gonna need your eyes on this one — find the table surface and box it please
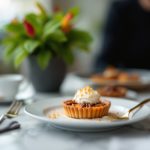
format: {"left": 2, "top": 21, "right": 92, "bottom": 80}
{"left": 0, "top": 74, "right": 150, "bottom": 150}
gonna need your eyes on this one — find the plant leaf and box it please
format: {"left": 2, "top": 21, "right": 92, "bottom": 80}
{"left": 48, "top": 43, "right": 74, "bottom": 64}
{"left": 24, "top": 40, "right": 40, "bottom": 53}
{"left": 5, "top": 23, "right": 24, "bottom": 34}
{"left": 4, "top": 43, "right": 17, "bottom": 61}
{"left": 53, "top": 12, "right": 64, "bottom": 21}
{"left": 36, "top": 2, "right": 47, "bottom": 16}
{"left": 43, "top": 20, "right": 60, "bottom": 38}
{"left": 60, "top": 48, "right": 74, "bottom": 64}
{"left": 69, "top": 29, "right": 93, "bottom": 43}
{"left": 68, "top": 29, "right": 93, "bottom": 51}
{"left": 37, "top": 51, "right": 52, "bottom": 69}
{"left": 69, "top": 7, "right": 80, "bottom": 16}
{"left": 48, "top": 30, "right": 67, "bottom": 42}
{"left": 14, "top": 47, "right": 28, "bottom": 68}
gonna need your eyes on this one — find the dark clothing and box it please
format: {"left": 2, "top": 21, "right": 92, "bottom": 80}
{"left": 95, "top": 0, "right": 150, "bottom": 70}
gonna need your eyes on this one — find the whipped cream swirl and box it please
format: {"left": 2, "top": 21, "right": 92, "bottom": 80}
{"left": 73, "top": 86, "right": 100, "bottom": 104}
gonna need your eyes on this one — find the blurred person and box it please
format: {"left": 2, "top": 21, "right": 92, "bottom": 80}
{"left": 95, "top": 0, "right": 150, "bottom": 71}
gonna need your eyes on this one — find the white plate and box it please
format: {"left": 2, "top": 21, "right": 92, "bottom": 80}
{"left": 24, "top": 97, "right": 150, "bottom": 132}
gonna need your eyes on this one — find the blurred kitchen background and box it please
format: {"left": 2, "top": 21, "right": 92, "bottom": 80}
{"left": 0, "top": 0, "right": 111, "bottom": 75}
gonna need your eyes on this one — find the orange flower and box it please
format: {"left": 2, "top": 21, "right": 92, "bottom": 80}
{"left": 61, "top": 12, "right": 74, "bottom": 33}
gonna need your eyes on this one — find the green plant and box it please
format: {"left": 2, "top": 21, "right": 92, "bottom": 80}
{"left": 1, "top": 3, "right": 92, "bottom": 69}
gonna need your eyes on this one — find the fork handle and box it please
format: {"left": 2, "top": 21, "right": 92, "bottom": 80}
{"left": 0, "top": 114, "right": 6, "bottom": 124}
{"left": 129, "top": 98, "right": 150, "bottom": 113}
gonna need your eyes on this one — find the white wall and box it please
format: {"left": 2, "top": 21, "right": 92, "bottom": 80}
{"left": 70, "top": 0, "right": 111, "bottom": 73}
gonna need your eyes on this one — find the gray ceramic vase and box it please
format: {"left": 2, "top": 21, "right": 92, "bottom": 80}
{"left": 27, "top": 56, "right": 67, "bottom": 92}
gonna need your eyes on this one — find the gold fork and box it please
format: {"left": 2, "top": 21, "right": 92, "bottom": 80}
{"left": 112, "top": 98, "right": 150, "bottom": 120}
{"left": 0, "top": 100, "right": 23, "bottom": 124}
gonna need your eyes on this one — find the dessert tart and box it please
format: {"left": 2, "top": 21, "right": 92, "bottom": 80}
{"left": 63, "top": 86, "right": 111, "bottom": 119}
{"left": 97, "top": 86, "right": 127, "bottom": 97}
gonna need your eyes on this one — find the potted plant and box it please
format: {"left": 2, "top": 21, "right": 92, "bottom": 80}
{"left": 1, "top": 3, "right": 92, "bottom": 92}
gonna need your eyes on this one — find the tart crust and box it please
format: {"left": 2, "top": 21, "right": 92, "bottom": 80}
{"left": 63, "top": 100, "right": 111, "bottom": 119}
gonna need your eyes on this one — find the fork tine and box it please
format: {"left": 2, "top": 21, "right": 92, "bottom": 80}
{"left": 7, "top": 101, "right": 22, "bottom": 117}
{"left": 13, "top": 101, "right": 22, "bottom": 115}
{"left": 7, "top": 101, "right": 18, "bottom": 114}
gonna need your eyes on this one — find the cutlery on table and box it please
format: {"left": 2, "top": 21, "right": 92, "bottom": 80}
{"left": 0, "top": 100, "right": 23, "bottom": 124}
{"left": 115, "top": 98, "right": 150, "bottom": 120}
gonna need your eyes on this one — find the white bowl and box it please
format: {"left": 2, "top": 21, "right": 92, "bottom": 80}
{"left": 0, "top": 74, "right": 23, "bottom": 100}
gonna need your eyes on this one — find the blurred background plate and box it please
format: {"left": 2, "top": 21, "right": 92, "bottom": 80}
{"left": 73, "top": 69, "right": 150, "bottom": 91}
{"left": 61, "top": 73, "right": 138, "bottom": 100}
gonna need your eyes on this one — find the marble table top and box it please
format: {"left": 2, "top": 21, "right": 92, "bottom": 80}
{"left": 0, "top": 74, "right": 150, "bottom": 150}
{"left": 0, "top": 92, "right": 150, "bottom": 150}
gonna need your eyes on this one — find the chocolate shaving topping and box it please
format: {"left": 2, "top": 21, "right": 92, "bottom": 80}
{"left": 80, "top": 102, "right": 101, "bottom": 107}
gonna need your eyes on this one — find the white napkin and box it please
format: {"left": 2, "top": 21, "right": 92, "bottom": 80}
{"left": 0, "top": 119, "right": 20, "bottom": 133}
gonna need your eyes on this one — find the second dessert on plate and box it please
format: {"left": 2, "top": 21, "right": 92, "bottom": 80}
{"left": 63, "top": 86, "right": 111, "bottom": 119}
